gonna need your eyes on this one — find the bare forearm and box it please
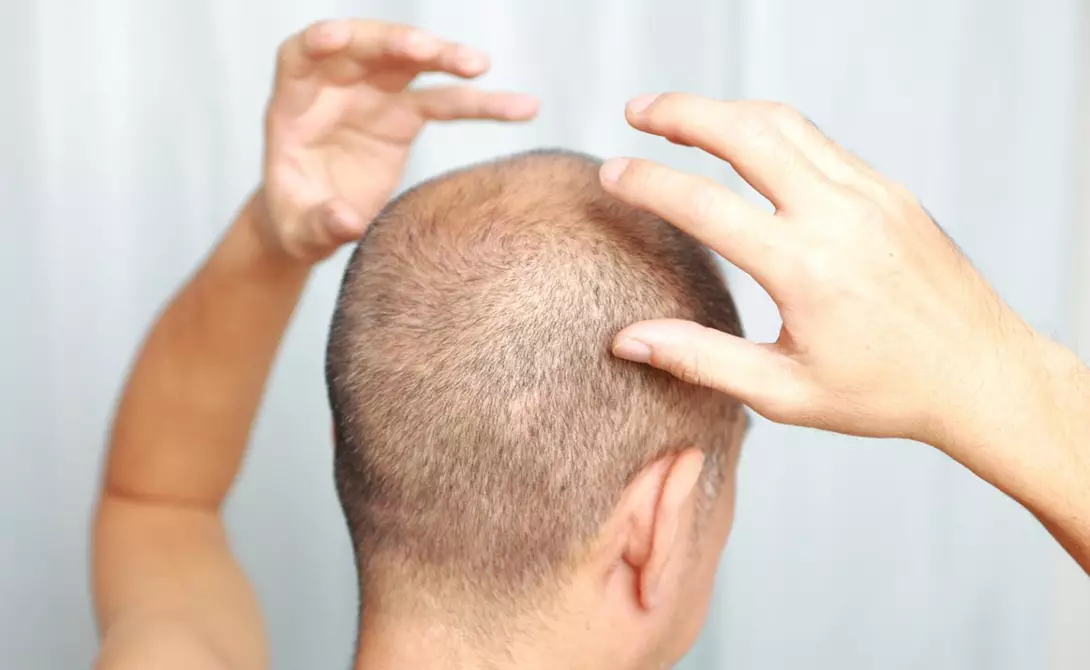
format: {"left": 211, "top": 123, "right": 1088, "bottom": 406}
{"left": 938, "top": 331, "right": 1090, "bottom": 571}
{"left": 1013, "top": 339, "right": 1090, "bottom": 568}
{"left": 91, "top": 21, "right": 532, "bottom": 668}
{"left": 104, "top": 193, "right": 309, "bottom": 509}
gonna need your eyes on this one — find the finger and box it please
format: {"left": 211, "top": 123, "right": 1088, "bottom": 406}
{"left": 774, "top": 114, "right": 896, "bottom": 200}
{"left": 337, "top": 28, "right": 491, "bottom": 79}
{"left": 301, "top": 20, "right": 489, "bottom": 78}
{"left": 612, "top": 319, "right": 806, "bottom": 418}
{"left": 271, "top": 22, "right": 357, "bottom": 114}
{"left": 776, "top": 114, "right": 868, "bottom": 180}
{"left": 624, "top": 94, "right": 832, "bottom": 211}
{"left": 277, "top": 21, "right": 490, "bottom": 92}
{"left": 599, "top": 157, "right": 781, "bottom": 286}
{"left": 293, "top": 20, "right": 430, "bottom": 66}
{"left": 273, "top": 21, "right": 492, "bottom": 116}
{"left": 410, "top": 87, "right": 540, "bottom": 121}
{"left": 275, "top": 21, "right": 349, "bottom": 79}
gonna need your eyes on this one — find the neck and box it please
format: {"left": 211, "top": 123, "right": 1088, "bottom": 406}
{"left": 354, "top": 616, "right": 531, "bottom": 670}
{"left": 353, "top": 605, "right": 613, "bottom": 670}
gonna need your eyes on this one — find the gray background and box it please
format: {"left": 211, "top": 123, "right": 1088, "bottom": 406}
{"left": 2, "top": 0, "right": 1089, "bottom": 668}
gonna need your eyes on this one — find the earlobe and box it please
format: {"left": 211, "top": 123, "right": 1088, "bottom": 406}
{"left": 637, "top": 448, "right": 705, "bottom": 611}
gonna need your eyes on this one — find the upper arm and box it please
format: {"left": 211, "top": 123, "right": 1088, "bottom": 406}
{"left": 93, "top": 495, "right": 268, "bottom": 670}
{"left": 95, "top": 617, "right": 236, "bottom": 670}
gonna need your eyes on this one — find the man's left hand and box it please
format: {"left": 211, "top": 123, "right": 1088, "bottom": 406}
{"left": 256, "top": 19, "right": 539, "bottom": 263}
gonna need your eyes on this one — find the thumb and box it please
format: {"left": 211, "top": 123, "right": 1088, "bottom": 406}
{"left": 612, "top": 319, "right": 801, "bottom": 410}
{"left": 301, "top": 199, "right": 367, "bottom": 258}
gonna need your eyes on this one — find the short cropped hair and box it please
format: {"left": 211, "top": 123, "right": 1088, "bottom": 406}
{"left": 325, "top": 150, "right": 743, "bottom": 611}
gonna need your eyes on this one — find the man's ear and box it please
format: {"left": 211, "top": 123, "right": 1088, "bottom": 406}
{"left": 619, "top": 448, "right": 706, "bottom": 611}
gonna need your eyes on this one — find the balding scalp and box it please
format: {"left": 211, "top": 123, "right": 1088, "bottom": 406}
{"left": 325, "top": 150, "right": 743, "bottom": 614}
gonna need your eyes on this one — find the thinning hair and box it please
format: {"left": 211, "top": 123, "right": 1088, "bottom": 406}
{"left": 326, "top": 150, "right": 743, "bottom": 614}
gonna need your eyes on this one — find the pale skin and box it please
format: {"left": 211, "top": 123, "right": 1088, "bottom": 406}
{"left": 94, "top": 18, "right": 1090, "bottom": 670}
{"left": 94, "top": 20, "right": 540, "bottom": 670}
{"left": 600, "top": 93, "right": 1090, "bottom": 571}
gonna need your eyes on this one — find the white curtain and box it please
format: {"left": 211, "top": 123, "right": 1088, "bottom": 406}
{"left": 2, "top": 1, "right": 1087, "bottom": 668}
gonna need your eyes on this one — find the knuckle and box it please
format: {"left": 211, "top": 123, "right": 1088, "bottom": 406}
{"left": 857, "top": 177, "right": 910, "bottom": 211}
{"left": 729, "top": 101, "right": 806, "bottom": 139}
{"left": 687, "top": 183, "right": 724, "bottom": 223}
{"left": 675, "top": 349, "right": 712, "bottom": 388}
{"left": 304, "top": 20, "right": 327, "bottom": 36}
{"left": 301, "top": 20, "right": 333, "bottom": 48}
{"left": 388, "top": 22, "right": 412, "bottom": 37}
{"left": 765, "top": 101, "right": 804, "bottom": 127}
{"left": 618, "top": 160, "right": 658, "bottom": 195}
{"left": 850, "top": 197, "right": 887, "bottom": 226}
{"left": 391, "top": 24, "right": 421, "bottom": 48}
{"left": 820, "top": 181, "right": 862, "bottom": 210}
{"left": 831, "top": 187, "right": 884, "bottom": 226}
{"left": 729, "top": 103, "right": 775, "bottom": 139}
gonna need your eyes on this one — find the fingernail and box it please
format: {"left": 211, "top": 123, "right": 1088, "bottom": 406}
{"left": 502, "top": 94, "right": 540, "bottom": 119}
{"left": 613, "top": 338, "right": 652, "bottom": 363}
{"left": 599, "top": 158, "right": 630, "bottom": 185}
{"left": 628, "top": 93, "right": 660, "bottom": 114}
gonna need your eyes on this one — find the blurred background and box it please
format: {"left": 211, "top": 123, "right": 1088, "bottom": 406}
{"left": 2, "top": 0, "right": 1089, "bottom": 668}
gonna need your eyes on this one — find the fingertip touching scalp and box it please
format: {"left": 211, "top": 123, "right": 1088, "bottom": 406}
{"left": 325, "top": 149, "right": 743, "bottom": 618}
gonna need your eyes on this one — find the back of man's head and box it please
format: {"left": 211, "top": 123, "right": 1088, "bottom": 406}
{"left": 326, "top": 150, "right": 743, "bottom": 624}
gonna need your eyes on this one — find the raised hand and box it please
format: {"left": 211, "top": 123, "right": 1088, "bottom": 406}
{"left": 599, "top": 93, "right": 1090, "bottom": 571}
{"left": 256, "top": 19, "right": 539, "bottom": 263}
{"left": 599, "top": 94, "right": 1032, "bottom": 448}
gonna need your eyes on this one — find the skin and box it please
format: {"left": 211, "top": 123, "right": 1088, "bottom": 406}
{"left": 94, "top": 18, "right": 734, "bottom": 670}
{"left": 93, "top": 19, "right": 541, "bottom": 669}
{"left": 93, "top": 18, "right": 1090, "bottom": 670}
{"left": 601, "top": 93, "right": 1090, "bottom": 573}
{"left": 349, "top": 441, "right": 744, "bottom": 670}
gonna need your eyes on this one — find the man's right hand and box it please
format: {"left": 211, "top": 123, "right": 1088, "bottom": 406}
{"left": 599, "top": 94, "right": 1090, "bottom": 571}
